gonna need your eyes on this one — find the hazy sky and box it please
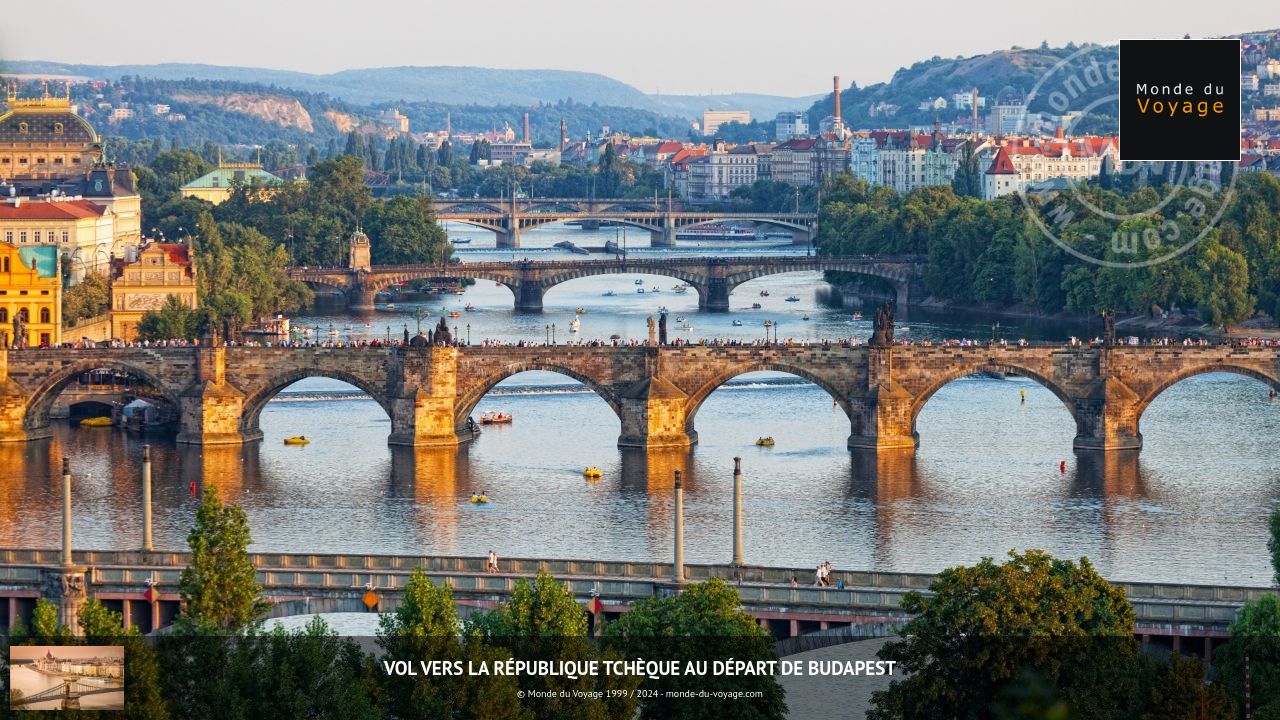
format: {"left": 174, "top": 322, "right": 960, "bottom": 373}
{"left": 1, "top": 1, "right": 1276, "bottom": 96}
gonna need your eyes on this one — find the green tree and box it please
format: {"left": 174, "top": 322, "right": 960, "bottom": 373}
{"left": 1141, "top": 653, "right": 1231, "bottom": 720}
{"left": 362, "top": 195, "right": 451, "bottom": 265}
{"left": 79, "top": 598, "right": 171, "bottom": 720}
{"left": 869, "top": 550, "right": 1140, "bottom": 720}
{"left": 1216, "top": 593, "right": 1280, "bottom": 716}
{"left": 951, "top": 142, "right": 983, "bottom": 198}
{"left": 467, "top": 571, "right": 637, "bottom": 720}
{"left": 1195, "top": 237, "right": 1255, "bottom": 329}
{"left": 177, "top": 486, "right": 270, "bottom": 632}
{"left": 63, "top": 271, "right": 110, "bottom": 326}
{"left": 136, "top": 295, "right": 202, "bottom": 341}
{"left": 604, "top": 578, "right": 787, "bottom": 720}
{"left": 1270, "top": 508, "right": 1280, "bottom": 587}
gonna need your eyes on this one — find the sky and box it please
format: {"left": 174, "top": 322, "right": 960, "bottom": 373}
{"left": 0, "top": 1, "right": 1276, "bottom": 96}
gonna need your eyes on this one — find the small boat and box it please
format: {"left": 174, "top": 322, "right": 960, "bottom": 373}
{"left": 732, "top": 320, "right": 743, "bottom": 326}
{"left": 385, "top": 303, "right": 397, "bottom": 310}
{"left": 802, "top": 315, "right": 811, "bottom": 321}
{"left": 464, "top": 304, "right": 475, "bottom": 312}
{"left": 785, "top": 296, "right": 800, "bottom": 302}
{"left": 760, "top": 291, "right": 770, "bottom": 297}
{"left": 852, "top": 312, "right": 863, "bottom": 321}
{"left": 673, "top": 286, "right": 688, "bottom": 294}
{"left": 583, "top": 467, "right": 603, "bottom": 479}
{"left": 480, "top": 411, "right": 513, "bottom": 424}
{"left": 575, "top": 308, "right": 588, "bottom": 314}
{"left": 634, "top": 279, "right": 644, "bottom": 285}
{"left": 570, "top": 317, "right": 581, "bottom": 333}
{"left": 751, "top": 303, "right": 762, "bottom": 309}
{"left": 602, "top": 291, "right": 616, "bottom": 297}
{"left": 658, "top": 306, "right": 668, "bottom": 315}
{"left": 755, "top": 437, "right": 775, "bottom": 447}
{"left": 449, "top": 311, "right": 461, "bottom": 318}
{"left": 283, "top": 436, "right": 310, "bottom": 445}
{"left": 450, "top": 237, "right": 472, "bottom": 244}
{"left": 898, "top": 326, "right": 910, "bottom": 332}
{"left": 682, "top": 323, "right": 694, "bottom": 331}
{"left": 553, "top": 240, "right": 590, "bottom": 255}
{"left": 79, "top": 416, "right": 113, "bottom": 428}
{"left": 650, "top": 287, "right": 660, "bottom": 293}
{"left": 637, "top": 288, "right": 645, "bottom": 294}
{"left": 675, "top": 316, "right": 686, "bottom": 322}
{"left": 470, "top": 494, "right": 489, "bottom": 504}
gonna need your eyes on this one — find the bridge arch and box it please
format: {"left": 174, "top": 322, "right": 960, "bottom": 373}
{"left": 453, "top": 363, "right": 622, "bottom": 432}
{"left": 23, "top": 359, "right": 182, "bottom": 433}
{"left": 1135, "top": 363, "right": 1280, "bottom": 422}
{"left": 239, "top": 369, "right": 394, "bottom": 441}
{"left": 908, "top": 363, "right": 1079, "bottom": 436}
{"left": 682, "top": 363, "right": 852, "bottom": 434}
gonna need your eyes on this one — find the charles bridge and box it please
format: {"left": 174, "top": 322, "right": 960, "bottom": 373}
{"left": 287, "top": 255, "right": 921, "bottom": 312}
{"left": 1, "top": 343, "right": 1277, "bottom": 452}
{"left": 428, "top": 195, "right": 818, "bottom": 249}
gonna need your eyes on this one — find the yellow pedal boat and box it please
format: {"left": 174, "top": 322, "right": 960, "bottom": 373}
{"left": 283, "top": 436, "right": 310, "bottom": 445}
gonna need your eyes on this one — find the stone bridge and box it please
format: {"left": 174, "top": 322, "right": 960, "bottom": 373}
{"left": 289, "top": 255, "right": 922, "bottom": 311}
{"left": 1, "top": 344, "right": 1276, "bottom": 452}
{"left": 430, "top": 196, "right": 816, "bottom": 248}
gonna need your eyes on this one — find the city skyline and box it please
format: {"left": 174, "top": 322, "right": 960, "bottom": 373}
{"left": 0, "top": 0, "right": 1275, "bottom": 97}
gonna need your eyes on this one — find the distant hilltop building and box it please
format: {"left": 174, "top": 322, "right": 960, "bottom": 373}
{"left": 180, "top": 150, "right": 286, "bottom": 205}
{"left": 701, "top": 110, "right": 750, "bottom": 136}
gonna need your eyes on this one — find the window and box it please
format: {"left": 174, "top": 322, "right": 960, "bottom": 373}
{"left": 1, "top": 258, "right": 6, "bottom": 272}
{"left": 39, "top": 333, "right": 49, "bottom": 347}
{"left": 19, "top": 232, "right": 27, "bottom": 243}
{"left": 61, "top": 231, "right": 68, "bottom": 244}
{"left": 17, "top": 122, "right": 27, "bottom": 134}
{"left": 39, "top": 308, "right": 50, "bottom": 323}
{"left": 0, "top": 309, "right": 6, "bottom": 322}
{"left": 33, "top": 232, "right": 40, "bottom": 243}
{"left": 4, "top": 231, "right": 10, "bottom": 243}
{"left": 53, "top": 122, "right": 63, "bottom": 134}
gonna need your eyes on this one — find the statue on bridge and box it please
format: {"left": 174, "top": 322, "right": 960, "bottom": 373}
{"left": 870, "top": 302, "right": 895, "bottom": 346}
{"left": 658, "top": 314, "right": 668, "bottom": 346}
{"left": 434, "top": 317, "right": 453, "bottom": 346}
{"left": 647, "top": 315, "right": 657, "bottom": 346}
{"left": 1102, "top": 309, "right": 1116, "bottom": 347}
{"left": 11, "top": 311, "right": 27, "bottom": 349}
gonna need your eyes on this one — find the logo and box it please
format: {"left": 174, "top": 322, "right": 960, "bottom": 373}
{"left": 1017, "top": 42, "right": 1238, "bottom": 269}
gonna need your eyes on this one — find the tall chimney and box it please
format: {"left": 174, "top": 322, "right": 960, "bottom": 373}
{"left": 559, "top": 117, "right": 567, "bottom": 152}
{"left": 833, "top": 75, "right": 842, "bottom": 128}
{"left": 523, "top": 113, "right": 530, "bottom": 144}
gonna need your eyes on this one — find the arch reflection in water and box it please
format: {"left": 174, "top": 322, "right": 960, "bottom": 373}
{"left": 390, "top": 445, "right": 465, "bottom": 550}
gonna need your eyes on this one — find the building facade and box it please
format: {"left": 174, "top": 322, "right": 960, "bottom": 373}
{"left": 774, "top": 112, "right": 809, "bottom": 141}
{"left": 0, "top": 241, "right": 60, "bottom": 347}
{"left": 701, "top": 110, "right": 750, "bottom": 136}
{"left": 0, "top": 197, "right": 118, "bottom": 280}
{"left": 109, "top": 242, "right": 197, "bottom": 341}
{"left": 181, "top": 158, "right": 286, "bottom": 205}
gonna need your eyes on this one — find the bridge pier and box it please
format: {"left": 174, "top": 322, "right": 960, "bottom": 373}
{"left": 846, "top": 380, "right": 918, "bottom": 451}
{"left": 389, "top": 347, "right": 469, "bottom": 447}
{"left": 176, "top": 346, "right": 249, "bottom": 446}
{"left": 496, "top": 226, "right": 521, "bottom": 249}
{"left": 1071, "top": 377, "right": 1143, "bottom": 452}
{"left": 699, "top": 278, "right": 731, "bottom": 312}
{"left": 514, "top": 283, "right": 545, "bottom": 313}
{"left": 346, "top": 287, "right": 378, "bottom": 311}
{"left": 791, "top": 228, "right": 814, "bottom": 246}
{"left": 618, "top": 377, "right": 697, "bottom": 449}
{"left": 651, "top": 225, "right": 677, "bottom": 248}
{"left": 0, "top": 349, "right": 29, "bottom": 442}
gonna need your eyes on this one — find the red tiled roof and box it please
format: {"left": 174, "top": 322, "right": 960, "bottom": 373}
{"left": 0, "top": 198, "right": 105, "bottom": 220}
{"left": 985, "top": 146, "right": 1018, "bottom": 175}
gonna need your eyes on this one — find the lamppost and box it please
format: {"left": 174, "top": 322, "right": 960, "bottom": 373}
{"left": 552, "top": 323, "right": 556, "bottom": 345}
{"left": 545, "top": 324, "right": 550, "bottom": 345}
{"left": 466, "top": 324, "right": 471, "bottom": 345}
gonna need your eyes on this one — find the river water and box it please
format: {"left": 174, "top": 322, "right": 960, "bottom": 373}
{"left": 1, "top": 225, "right": 1277, "bottom": 587}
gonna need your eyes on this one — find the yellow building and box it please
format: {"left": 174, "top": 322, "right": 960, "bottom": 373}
{"left": 110, "top": 241, "right": 197, "bottom": 341}
{"left": 0, "top": 241, "right": 61, "bottom": 347}
{"left": 180, "top": 155, "right": 286, "bottom": 205}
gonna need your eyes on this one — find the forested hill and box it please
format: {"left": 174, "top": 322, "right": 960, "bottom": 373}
{"left": 809, "top": 43, "right": 1118, "bottom": 131}
{"left": 39, "top": 76, "right": 694, "bottom": 147}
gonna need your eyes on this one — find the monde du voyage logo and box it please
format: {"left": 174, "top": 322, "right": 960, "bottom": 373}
{"left": 1022, "top": 39, "right": 1240, "bottom": 269}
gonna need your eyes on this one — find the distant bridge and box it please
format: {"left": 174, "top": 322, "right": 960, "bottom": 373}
{"left": 289, "top": 255, "right": 922, "bottom": 311}
{"left": 11, "top": 677, "right": 122, "bottom": 709}
{"left": 431, "top": 197, "right": 817, "bottom": 248}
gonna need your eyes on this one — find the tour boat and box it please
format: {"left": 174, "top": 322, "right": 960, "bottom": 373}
{"left": 283, "top": 436, "right": 310, "bottom": 446}
{"left": 583, "top": 467, "right": 603, "bottom": 479}
{"left": 480, "top": 411, "right": 513, "bottom": 424}
{"left": 80, "top": 416, "right": 113, "bottom": 428}
{"left": 676, "top": 224, "right": 756, "bottom": 241}
{"left": 570, "top": 317, "right": 581, "bottom": 333}
{"left": 755, "top": 437, "right": 775, "bottom": 447}
{"left": 785, "top": 296, "right": 800, "bottom": 302}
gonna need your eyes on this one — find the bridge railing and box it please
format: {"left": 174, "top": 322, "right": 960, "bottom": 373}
{"left": 0, "top": 548, "right": 1267, "bottom": 612}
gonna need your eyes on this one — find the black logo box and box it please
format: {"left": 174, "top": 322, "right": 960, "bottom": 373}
{"left": 1119, "top": 38, "right": 1241, "bottom": 162}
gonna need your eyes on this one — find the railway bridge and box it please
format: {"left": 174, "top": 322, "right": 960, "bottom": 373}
{"left": 1, "top": 344, "right": 1276, "bottom": 453}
